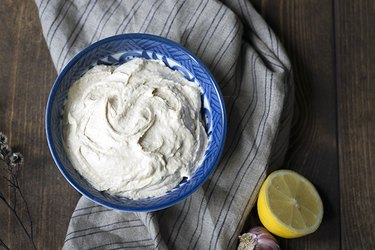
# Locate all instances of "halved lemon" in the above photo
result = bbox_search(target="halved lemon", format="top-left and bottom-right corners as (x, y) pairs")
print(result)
(257, 169), (323, 238)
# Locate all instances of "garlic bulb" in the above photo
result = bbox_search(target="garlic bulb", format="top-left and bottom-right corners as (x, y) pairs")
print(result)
(238, 226), (280, 250)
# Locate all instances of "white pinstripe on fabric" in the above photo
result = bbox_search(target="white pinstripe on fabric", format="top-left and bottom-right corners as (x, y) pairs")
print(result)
(35, 0), (294, 249)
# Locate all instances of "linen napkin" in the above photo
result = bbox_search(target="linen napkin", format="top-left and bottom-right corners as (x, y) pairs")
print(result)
(35, 0), (293, 249)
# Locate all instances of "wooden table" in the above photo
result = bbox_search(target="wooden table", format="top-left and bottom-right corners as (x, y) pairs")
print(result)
(0, 0), (374, 249)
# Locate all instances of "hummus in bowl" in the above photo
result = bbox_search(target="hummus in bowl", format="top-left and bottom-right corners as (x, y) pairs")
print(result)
(63, 58), (208, 199)
(46, 34), (226, 211)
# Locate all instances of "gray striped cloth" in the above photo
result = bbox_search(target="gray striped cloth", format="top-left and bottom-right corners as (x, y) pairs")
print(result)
(36, 0), (293, 249)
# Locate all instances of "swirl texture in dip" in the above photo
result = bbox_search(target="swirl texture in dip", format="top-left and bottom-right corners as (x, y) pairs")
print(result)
(63, 58), (208, 199)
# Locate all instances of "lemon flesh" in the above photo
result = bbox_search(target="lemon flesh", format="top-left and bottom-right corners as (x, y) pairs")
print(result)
(257, 170), (323, 238)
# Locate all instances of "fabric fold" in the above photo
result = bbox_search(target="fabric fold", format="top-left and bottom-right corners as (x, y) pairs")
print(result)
(36, 0), (293, 249)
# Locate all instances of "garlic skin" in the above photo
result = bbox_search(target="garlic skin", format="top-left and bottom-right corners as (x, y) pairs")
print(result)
(238, 227), (280, 250)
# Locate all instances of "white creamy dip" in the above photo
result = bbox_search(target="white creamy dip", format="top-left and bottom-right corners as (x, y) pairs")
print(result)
(63, 58), (208, 199)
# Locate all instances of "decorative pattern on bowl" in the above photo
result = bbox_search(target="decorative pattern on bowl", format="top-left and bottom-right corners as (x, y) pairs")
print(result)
(46, 34), (226, 212)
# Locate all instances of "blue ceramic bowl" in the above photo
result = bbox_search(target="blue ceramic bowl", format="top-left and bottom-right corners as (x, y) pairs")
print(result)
(46, 34), (226, 212)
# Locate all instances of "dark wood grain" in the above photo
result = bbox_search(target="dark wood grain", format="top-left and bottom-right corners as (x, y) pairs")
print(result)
(250, 0), (341, 249)
(335, 0), (375, 249)
(0, 0), (80, 249)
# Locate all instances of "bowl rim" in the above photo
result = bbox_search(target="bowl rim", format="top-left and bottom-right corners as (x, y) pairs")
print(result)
(45, 33), (227, 212)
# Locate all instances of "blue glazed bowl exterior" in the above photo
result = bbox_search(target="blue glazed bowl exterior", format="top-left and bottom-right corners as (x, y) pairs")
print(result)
(46, 34), (226, 212)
